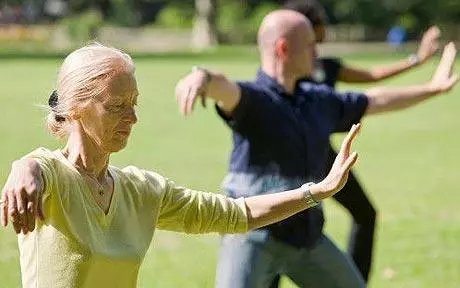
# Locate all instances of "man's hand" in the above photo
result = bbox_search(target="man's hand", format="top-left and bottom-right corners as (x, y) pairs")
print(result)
(417, 26), (441, 63)
(175, 67), (210, 116)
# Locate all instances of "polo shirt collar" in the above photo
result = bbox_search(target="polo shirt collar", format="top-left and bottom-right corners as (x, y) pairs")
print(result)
(255, 69), (292, 98)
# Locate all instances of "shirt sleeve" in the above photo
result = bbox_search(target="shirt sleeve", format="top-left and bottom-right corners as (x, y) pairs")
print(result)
(215, 81), (268, 132)
(328, 89), (368, 133)
(299, 82), (368, 133)
(321, 57), (343, 85)
(21, 148), (56, 200)
(322, 57), (343, 71)
(156, 179), (248, 234)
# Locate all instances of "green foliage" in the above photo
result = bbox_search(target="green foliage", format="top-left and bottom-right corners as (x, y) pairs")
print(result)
(217, 1), (279, 44)
(217, 1), (248, 43)
(60, 10), (103, 43)
(109, 0), (141, 27)
(245, 2), (278, 38)
(156, 4), (194, 29)
(399, 14), (418, 31)
(53, 0), (460, 36)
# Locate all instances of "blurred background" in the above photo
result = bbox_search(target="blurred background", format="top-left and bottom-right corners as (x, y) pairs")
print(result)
(0, 0), (459, 53)
(0, 1), (459, 288)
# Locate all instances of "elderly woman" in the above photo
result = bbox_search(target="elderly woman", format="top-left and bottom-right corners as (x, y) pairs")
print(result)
(0, 43), (359, 288)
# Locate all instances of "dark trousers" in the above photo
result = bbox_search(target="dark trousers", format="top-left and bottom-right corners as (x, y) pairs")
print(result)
(270, 146), (377, 286)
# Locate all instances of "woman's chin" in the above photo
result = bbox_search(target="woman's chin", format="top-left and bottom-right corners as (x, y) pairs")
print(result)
(108, 138), (129, 153)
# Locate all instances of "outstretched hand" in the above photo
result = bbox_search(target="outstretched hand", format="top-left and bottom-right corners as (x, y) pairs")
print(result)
(417, 26), (441, 63)
(429, 42), (459, 94)
(175, 66), (209, 116)
(311, 124), (361, 200)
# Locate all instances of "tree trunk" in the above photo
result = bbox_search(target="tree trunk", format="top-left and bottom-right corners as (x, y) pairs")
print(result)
(192, 0), (218, 49)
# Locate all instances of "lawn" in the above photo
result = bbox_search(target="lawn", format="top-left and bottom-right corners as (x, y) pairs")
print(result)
(0, 50), (459, 287)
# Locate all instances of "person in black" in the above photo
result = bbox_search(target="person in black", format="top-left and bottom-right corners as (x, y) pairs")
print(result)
(267, 0), (442, 284)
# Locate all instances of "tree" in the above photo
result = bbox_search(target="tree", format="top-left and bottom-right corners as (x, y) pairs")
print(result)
(192, 0), (218, 49)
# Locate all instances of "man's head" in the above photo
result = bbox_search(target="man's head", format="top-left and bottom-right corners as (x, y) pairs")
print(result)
(283, 0), (327, 43)
(258, 10), (316, 80)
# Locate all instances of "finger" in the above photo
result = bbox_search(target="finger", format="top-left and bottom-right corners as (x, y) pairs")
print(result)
(444, 74), (460, 92)
(433, 42), (457, 81)
(422, 26), (440, 42)
(341, 152), (359, 174)
(17, 190), (28, 234)
(1, 193), (8, 227)
(186, 87), (199, 115)
(201, 94), (207, 108)
(8, 194), (20, 234)
(12, 217), (21, 234)
(175, 81), (183, 104)
(428, 25), (441, 38)
(442, 42), (457, 69)
(185, 88), (198, 115)
(179, 86), (191, 116)
(340, 123), (361, 152)
(26, 201), (35, 232)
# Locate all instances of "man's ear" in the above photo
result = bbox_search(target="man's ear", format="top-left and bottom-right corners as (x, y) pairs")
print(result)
(274, 38), (288, 60)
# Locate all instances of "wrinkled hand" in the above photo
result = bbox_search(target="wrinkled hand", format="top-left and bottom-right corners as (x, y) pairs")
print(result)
(417, 26), (441, 63)
(429, 42), (459, 93)
(1, 159), (44, 234)
(312, 124), (360, 200)
(175, 67), (209, 116)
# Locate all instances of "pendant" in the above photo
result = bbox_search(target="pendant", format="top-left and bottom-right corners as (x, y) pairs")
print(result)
(99, 189), (104, 196)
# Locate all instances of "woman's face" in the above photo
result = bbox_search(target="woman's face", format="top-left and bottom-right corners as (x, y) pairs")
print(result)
(78, 71), (138, 153)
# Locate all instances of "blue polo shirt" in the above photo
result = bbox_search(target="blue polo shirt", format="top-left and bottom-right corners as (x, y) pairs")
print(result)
(216, 69), (368, 248)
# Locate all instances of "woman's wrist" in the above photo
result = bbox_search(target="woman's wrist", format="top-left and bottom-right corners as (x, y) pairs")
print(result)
(300, 182), (320, 207)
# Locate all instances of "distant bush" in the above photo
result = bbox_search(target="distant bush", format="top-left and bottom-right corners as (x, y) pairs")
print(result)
(152, 1), (279, 44)
(245, 3), (279, 41)
(217, 1), (279, 44)
(61, 10), (103, 42)
(156, 4), (194, 29)
(217, 1), (248, 43)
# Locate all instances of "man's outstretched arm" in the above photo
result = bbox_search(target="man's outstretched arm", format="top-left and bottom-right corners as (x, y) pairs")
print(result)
(365, 43), (458, 115)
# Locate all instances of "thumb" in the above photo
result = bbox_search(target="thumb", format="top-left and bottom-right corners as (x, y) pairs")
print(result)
(443, 74), (460, 92)
(341, 152), (358, 175)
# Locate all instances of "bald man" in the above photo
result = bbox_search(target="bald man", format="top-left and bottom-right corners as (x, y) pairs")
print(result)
(175, 10), (458, 288)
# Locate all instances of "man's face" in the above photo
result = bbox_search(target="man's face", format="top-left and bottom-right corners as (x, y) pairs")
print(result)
(287, 22), (316, 78)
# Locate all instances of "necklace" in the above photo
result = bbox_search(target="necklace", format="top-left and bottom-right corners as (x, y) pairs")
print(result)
(60, 150), (109, 196)
(79, 170), (108, 196)
(87, 175), (105, 196)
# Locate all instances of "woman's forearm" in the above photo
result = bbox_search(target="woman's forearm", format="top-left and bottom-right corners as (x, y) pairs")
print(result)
(244, 184), (322, 230)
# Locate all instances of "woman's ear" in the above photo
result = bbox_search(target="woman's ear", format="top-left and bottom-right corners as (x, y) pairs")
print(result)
(67, 110), (81, 121)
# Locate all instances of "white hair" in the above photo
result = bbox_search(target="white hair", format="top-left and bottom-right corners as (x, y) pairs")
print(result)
(47, 43), (135, 139)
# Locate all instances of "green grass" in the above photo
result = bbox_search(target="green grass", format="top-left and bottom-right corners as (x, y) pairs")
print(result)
(0, 52), (459, 287)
